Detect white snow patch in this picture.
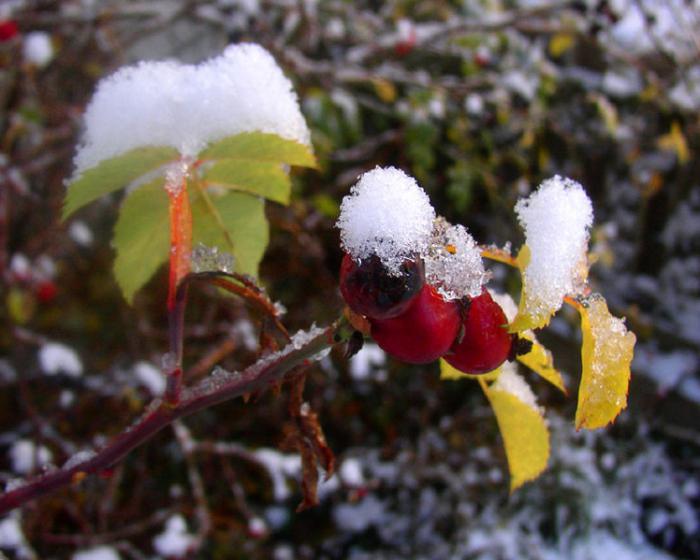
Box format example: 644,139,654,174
68,221,94,246
73,43,310,174
333,494,386,532
153,515,195,558
38,342,83,377
424,220,488,300
23,31,53,67
337,167,435,274
72,545,121,560
254,448,302,502
632,347,697,395
340,457,365,487
491,362,540,412
0,515,32,558
9,439,53,475
515,176,593,324
348,343,386,381
9,253,31,281
133,361,166,396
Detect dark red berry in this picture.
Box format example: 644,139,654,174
36,280,57,303
370,284,460,364
340,253,424,320
0,21,19,42
444,290,513,374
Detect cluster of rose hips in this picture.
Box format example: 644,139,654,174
340,251,522,374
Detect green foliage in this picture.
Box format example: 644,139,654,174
64,132,316,303
113,179,170,304
203,160,291,204
200,132,317,168
63,147,179,219
191,188,268,278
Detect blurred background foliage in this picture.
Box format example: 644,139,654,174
0,0,699,558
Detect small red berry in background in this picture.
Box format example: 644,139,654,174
0,21,19,42
35,280,58,303
444,290,513,374
340,253,424,320
370,283,460,364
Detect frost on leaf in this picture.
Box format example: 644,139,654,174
511,176,593,331
575,294,636,430
336,167,435,275
482,364,550,491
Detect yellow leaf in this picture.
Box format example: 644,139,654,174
440,358,501,382
657,121,690,164
481,368,550,491
591,93,618,135
516,333,567,393
575,294,636,430
549,33,575,57
372,78,397,103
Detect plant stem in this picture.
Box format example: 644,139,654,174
0,321,347,515
164,174,192,405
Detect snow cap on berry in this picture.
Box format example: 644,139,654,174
73,43,310,174
337,167,435,274
515,175,593,321
425,219,488,300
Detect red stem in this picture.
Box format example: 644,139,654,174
0,322,343,515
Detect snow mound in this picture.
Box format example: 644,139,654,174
38,342,83,377
337,167,435,274
491,362,540,412
153,515,195,558
73,43,310,174
515,175,593,322
424,219,488,300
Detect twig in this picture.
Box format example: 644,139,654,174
0,321,347,515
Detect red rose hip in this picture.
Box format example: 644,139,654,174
340,253,424,320
370,283,460,364
444,290,513,374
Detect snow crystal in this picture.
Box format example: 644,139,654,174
349,343,386,381
515,176,593,324
491,362,540,412
38,342,83,377
153,515,195,558
191,242,234,274
73,43,310,174
72,545,121,560
9,439,53,475
337,167,435,274
23,31,53,67
133,361,166,396
424,219,488,300
340,457,365,487
68,221,93,246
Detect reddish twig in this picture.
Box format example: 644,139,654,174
0,321,346,515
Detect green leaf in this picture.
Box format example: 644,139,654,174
63,147,178,220
113,179,170,304
202,160,291,205
191,187,268,278
200,132,317,169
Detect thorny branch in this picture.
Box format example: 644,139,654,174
0,320,349,515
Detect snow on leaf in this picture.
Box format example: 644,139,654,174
113,178,170,303
516,333,567,394
575,294,636,430
203,159,292,205
63,146,177,220
191,188,268,279
200,131,316,168
482,367,550,492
